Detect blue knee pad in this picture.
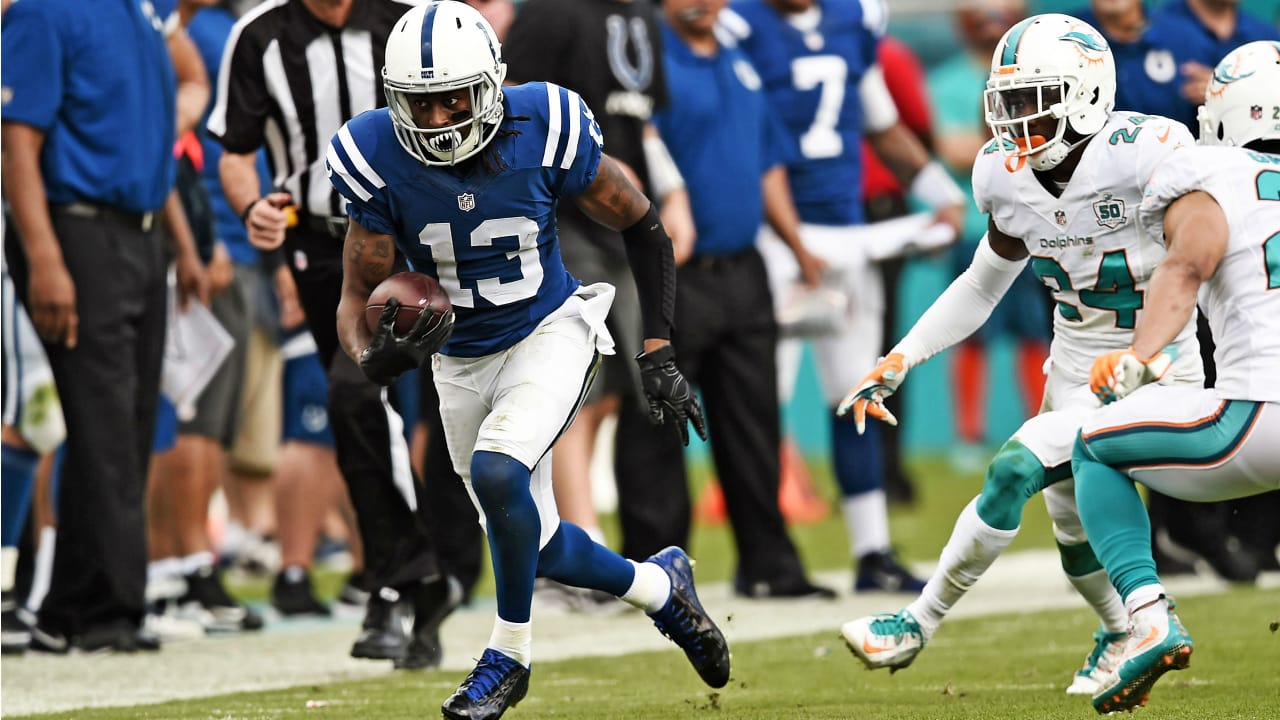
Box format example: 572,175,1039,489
537,522,634,597
472,450,541,622
974,440,1047,531
831,412,883,497
470,451,539,539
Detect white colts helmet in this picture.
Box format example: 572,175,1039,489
984,14,1116,171
1198,40,1280,148
383,1,507,166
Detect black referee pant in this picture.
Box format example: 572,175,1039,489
8,207,167,638
614,247,809,586
284,225,439,592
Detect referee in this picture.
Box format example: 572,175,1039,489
208,0,459,667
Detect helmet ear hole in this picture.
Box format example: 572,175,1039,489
1217,122,1226,142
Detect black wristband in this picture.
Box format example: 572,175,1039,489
621,203,676,340
239,197,262,225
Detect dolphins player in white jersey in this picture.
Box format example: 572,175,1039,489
1073,40,1280,714
326,4,730,718
837,14,1204,695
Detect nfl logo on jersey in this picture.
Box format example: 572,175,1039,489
1251,105,1264,120
1054,209,1067,226
458,193,476,212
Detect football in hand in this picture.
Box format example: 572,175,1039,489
365,271,452,336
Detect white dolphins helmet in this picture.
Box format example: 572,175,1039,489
1198,40,1280,148
984,14,1116,171
382,1,507,166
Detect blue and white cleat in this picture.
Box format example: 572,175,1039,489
841,609,925,672
1066,627,1128,695
1092,597,1193,714
442,648,530,720
646,546,731,688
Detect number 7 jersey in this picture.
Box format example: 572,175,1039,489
326,82,603,358
973,112,1200,383
1139,144,1280,402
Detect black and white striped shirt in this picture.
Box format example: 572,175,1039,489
207,0,416,220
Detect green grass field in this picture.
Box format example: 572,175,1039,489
10,455,1277,720
226,455,1055,603
17,587,1278,720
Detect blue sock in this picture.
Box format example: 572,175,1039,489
537,521,634,597
471,451,540,623
1071,436,1157,601
1,443,39,547
831,411,882,497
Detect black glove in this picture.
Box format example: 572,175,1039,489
636,344,707,446
359,297,454,386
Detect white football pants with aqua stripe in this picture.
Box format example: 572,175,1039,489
1074,384,1280,599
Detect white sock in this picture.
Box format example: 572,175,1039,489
1,546,17,593
25,526,56,613
907,496,1018,639
1125,583,1167,617
620,559,671,613
488,617,532,667
181,551,216,576
147,557,182,584
220,520,249,556
1067,568,1128,634
842,490,890,558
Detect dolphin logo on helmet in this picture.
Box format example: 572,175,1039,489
985,14,1117,172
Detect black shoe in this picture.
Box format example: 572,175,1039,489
133,625,163,652
733,574,837,600
28,623,70,654
442,648,530,720
647,547,732,688
350,588,408,660
1152,532,1199,576
854,550,926,593
34,620,159,654
180,564,265,632
2,591,30,655
394,575,460,670
1200,536,1261,583
271,568,332,617
337,573,371,609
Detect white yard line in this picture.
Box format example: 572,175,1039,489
0,550,1231,717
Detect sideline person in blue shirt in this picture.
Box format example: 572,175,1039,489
2,0,205,653
722,0,964,594
622,0,833,600
1077,0,1279,135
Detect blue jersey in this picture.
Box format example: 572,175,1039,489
328,83,603,358
1079,2,1280,134
723,0,885,226
653,23,785,255
1,0,177,212
188,6,267,266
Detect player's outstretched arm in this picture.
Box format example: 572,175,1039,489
337,219,396,365
574,154,707,444
837,220,1028,432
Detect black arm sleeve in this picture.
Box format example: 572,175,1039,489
621,204,676,341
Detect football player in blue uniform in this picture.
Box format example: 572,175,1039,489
326,4,729,718
721,0,966,593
